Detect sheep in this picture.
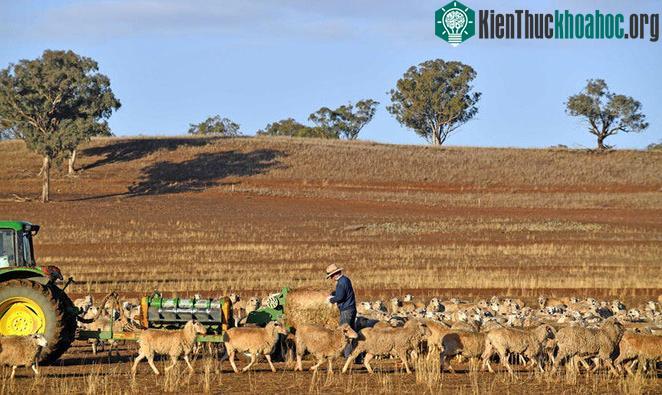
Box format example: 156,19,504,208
131,320,207,376
74,295,94,314
553,319,624,375
389,297,415,315
538,296,567,309
614,331,662,375
481,324,555,375
423,319,452,356
232,296,261,324
0,334,48,379
440,331,486,372
77,292,124,355
223,321,288,373
342,319,431,374
294,323,358,373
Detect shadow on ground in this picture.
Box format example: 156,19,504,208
128,149,286,196
81,138,217,170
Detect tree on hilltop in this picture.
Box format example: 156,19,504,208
387,59,480,146
566,79,648,150
308,99,379,140
188,115,241,137
0,50,120,201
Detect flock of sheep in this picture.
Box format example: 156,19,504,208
1,291,661,379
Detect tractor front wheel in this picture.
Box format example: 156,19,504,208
0,279,77,363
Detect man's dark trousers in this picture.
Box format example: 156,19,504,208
339,308,357,358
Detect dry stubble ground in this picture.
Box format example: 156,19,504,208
0,136,660,393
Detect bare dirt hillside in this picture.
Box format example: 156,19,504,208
0,136,660,300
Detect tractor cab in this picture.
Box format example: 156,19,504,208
0,221,38,268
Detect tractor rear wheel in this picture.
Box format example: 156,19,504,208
0,279,77,363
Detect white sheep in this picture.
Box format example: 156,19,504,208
223,321,287,373
294,323,358,373
131,320,207,376
0,334,48,379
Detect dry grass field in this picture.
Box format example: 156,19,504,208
0,136,660,394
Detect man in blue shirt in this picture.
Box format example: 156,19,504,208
326,263,357,358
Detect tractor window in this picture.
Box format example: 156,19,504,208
0,229,16,267
22,233,34,266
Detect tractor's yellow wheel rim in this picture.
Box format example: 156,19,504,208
0,297,46,336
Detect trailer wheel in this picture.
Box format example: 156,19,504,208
0,279,77,363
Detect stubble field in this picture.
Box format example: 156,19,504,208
0,136,660,393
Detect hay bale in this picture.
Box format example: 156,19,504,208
284,288,339,329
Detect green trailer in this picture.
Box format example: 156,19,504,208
0,220,287,361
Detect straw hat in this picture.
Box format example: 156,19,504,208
325,263,343,279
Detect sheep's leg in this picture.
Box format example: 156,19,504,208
147,355,160,375
164,355,178,371
604,359,619,376
184,354,194,372
92,341,97,355
265,354,276,373
10,365,16,380
499,351,514,375
31,364,39,376
327,357,334,374
481,342,494,372
295,354,303,371
439,351,446,372
624,360,636,376
341,344,363,373
310,356,324,371
484,358,495,373
228,350,240,374
364,353,375,374
132,353,146,375
242,353,257,373
399,352,412,374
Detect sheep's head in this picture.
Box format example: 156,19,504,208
229,293,240,304
535,324,555,340
403,294,414,302
537,296,547,308
627,309,641,322
372,300,387,312
185,320,207,335
267,321,288,336
418,321,432,338
31,334,48,348
338,323,358,339
248,297,261,310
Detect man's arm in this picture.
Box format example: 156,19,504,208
329,279,347,304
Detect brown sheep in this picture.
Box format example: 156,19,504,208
0,334,48,379
224,321,288,373
553,319,624,375
481,324,555,375
614,331,662,375
131,320,207,376
294,323,358,373
342,319,431,374
440,331,486,372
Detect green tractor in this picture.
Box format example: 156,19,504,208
0,221,77,363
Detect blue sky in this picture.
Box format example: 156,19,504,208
1,0,660,148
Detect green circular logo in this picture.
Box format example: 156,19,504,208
435,1,475,46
